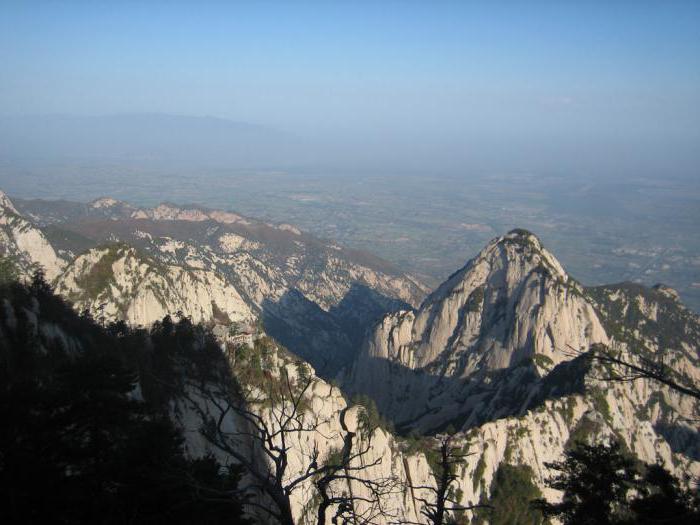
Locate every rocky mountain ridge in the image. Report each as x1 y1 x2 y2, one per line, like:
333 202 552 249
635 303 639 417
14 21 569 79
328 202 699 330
0 191 66 280
1 190 426 375
2 275 697 525
345 230 609 430
342 229 699 483
54 243 254 326
2 190 700 524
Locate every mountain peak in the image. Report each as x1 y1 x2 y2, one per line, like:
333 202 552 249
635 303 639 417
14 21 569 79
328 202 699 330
0 190 66 279
505 227 538 242
0 189 19 215
412 231 591 371
493 228 566 279
348 230 608 428
431 229 566 305
89 197 130 209
499 228 547 254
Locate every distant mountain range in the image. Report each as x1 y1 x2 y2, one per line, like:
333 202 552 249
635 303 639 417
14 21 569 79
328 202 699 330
0 113 309 169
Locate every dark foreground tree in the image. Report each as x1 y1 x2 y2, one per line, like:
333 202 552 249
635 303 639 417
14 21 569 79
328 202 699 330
472 463 545 525
627 463 700 525
532 440 700 525
0 274 249 524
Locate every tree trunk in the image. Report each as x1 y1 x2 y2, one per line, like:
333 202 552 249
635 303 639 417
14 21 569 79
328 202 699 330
316 486 330 525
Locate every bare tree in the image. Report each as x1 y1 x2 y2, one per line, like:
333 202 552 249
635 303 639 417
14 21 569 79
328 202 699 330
185 340 396 525
400 434 489 525
313 416 398 525
565 343 700 401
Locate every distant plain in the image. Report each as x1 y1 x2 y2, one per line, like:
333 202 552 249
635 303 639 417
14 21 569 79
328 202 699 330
3 163 698 312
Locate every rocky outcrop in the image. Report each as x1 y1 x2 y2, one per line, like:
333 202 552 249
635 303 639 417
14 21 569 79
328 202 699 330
177 339 699 524
4 208 699 524
0 190 66 280
171 256 700 524
339 229 700 520
4 191 427 375
54 244 253 326
174 342 438 525
6 280 697 524
346 230 609 430
131 202 253 225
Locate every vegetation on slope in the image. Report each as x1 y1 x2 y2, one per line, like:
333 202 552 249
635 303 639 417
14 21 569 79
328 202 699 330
73 244 126 299
586 282 700 351
0 273 249 524
472 464 544 525
533 440 700 525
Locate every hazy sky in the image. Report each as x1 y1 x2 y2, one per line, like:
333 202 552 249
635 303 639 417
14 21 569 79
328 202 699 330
1 1 699 176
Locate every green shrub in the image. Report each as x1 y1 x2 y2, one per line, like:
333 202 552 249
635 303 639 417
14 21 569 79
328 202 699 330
473 464 545 525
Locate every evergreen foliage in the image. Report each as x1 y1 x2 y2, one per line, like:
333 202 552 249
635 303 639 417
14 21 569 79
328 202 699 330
0 273 249 524
350 393 394 435
532 440 700 525
0 256 18 286
473 464 544 525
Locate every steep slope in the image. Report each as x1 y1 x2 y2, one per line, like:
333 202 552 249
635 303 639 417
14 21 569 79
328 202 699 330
5 276 696 525
0 190 66 280
54 243 253 326
0 277 437 524
345 229 699 455
6 190 698 523
346 229 609 431
16 194 426 305
4 192 427 375
587 281 700 359
339 229 700 520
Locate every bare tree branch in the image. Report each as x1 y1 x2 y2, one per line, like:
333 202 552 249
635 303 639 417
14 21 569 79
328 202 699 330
562 343 700 401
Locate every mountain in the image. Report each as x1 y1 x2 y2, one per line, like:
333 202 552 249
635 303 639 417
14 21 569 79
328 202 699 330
345 230 609 430
2 191 426 375
342 229 700 491
0 114 307 169
3 253 698 525
0 276 437 523
0 190 66 280
2 191 699 523
54 243 253 326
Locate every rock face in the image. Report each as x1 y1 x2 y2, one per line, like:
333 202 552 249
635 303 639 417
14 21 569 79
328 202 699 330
163 228 700 524
3 197 700 524
54 244 253 326
179 339 699 525
0 191 66 280
4 191 427 375
346 230 610 431
6 277 699 525
0 283 433 524
331 229 700 522
176 348 438 525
